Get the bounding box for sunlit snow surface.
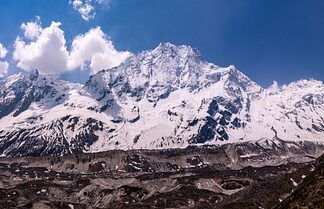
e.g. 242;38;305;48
0;43;323;155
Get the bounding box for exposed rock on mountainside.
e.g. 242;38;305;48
0;42;323;156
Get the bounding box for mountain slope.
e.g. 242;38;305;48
275;153;324;209
0;43;323;156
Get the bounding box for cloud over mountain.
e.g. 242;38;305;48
13;21;69;74
69;0;109;21
0;42;9;77
13;18;130;75
0;43;8;59
20;16;42;40
68;27;131;74
0;61;9;77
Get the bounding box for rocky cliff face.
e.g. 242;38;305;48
0;43;323;156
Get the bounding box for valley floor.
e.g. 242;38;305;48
0;146;323;209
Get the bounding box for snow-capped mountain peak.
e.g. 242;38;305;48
152;42;200;58
0;43;323;156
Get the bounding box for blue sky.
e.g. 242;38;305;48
0;0;323;87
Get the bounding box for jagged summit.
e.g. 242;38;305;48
83;43;262;105
29;69;39;80
285;78;323;90
152;42;201;58
0;43;323;156
0;70;80;119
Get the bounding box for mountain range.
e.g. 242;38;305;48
0;42;323;157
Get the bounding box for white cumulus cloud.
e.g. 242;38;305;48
0;43;8;59
13;18;131;75
0;42;9;77
0;61;9;77
70;0;109;21
68;27;131;74
13;21;69;74
20;16;42;40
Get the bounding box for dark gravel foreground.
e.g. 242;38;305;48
0;146;322;209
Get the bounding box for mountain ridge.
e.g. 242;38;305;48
0;42;323;157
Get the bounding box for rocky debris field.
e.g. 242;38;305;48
275;153;324;209
0;145;322;209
